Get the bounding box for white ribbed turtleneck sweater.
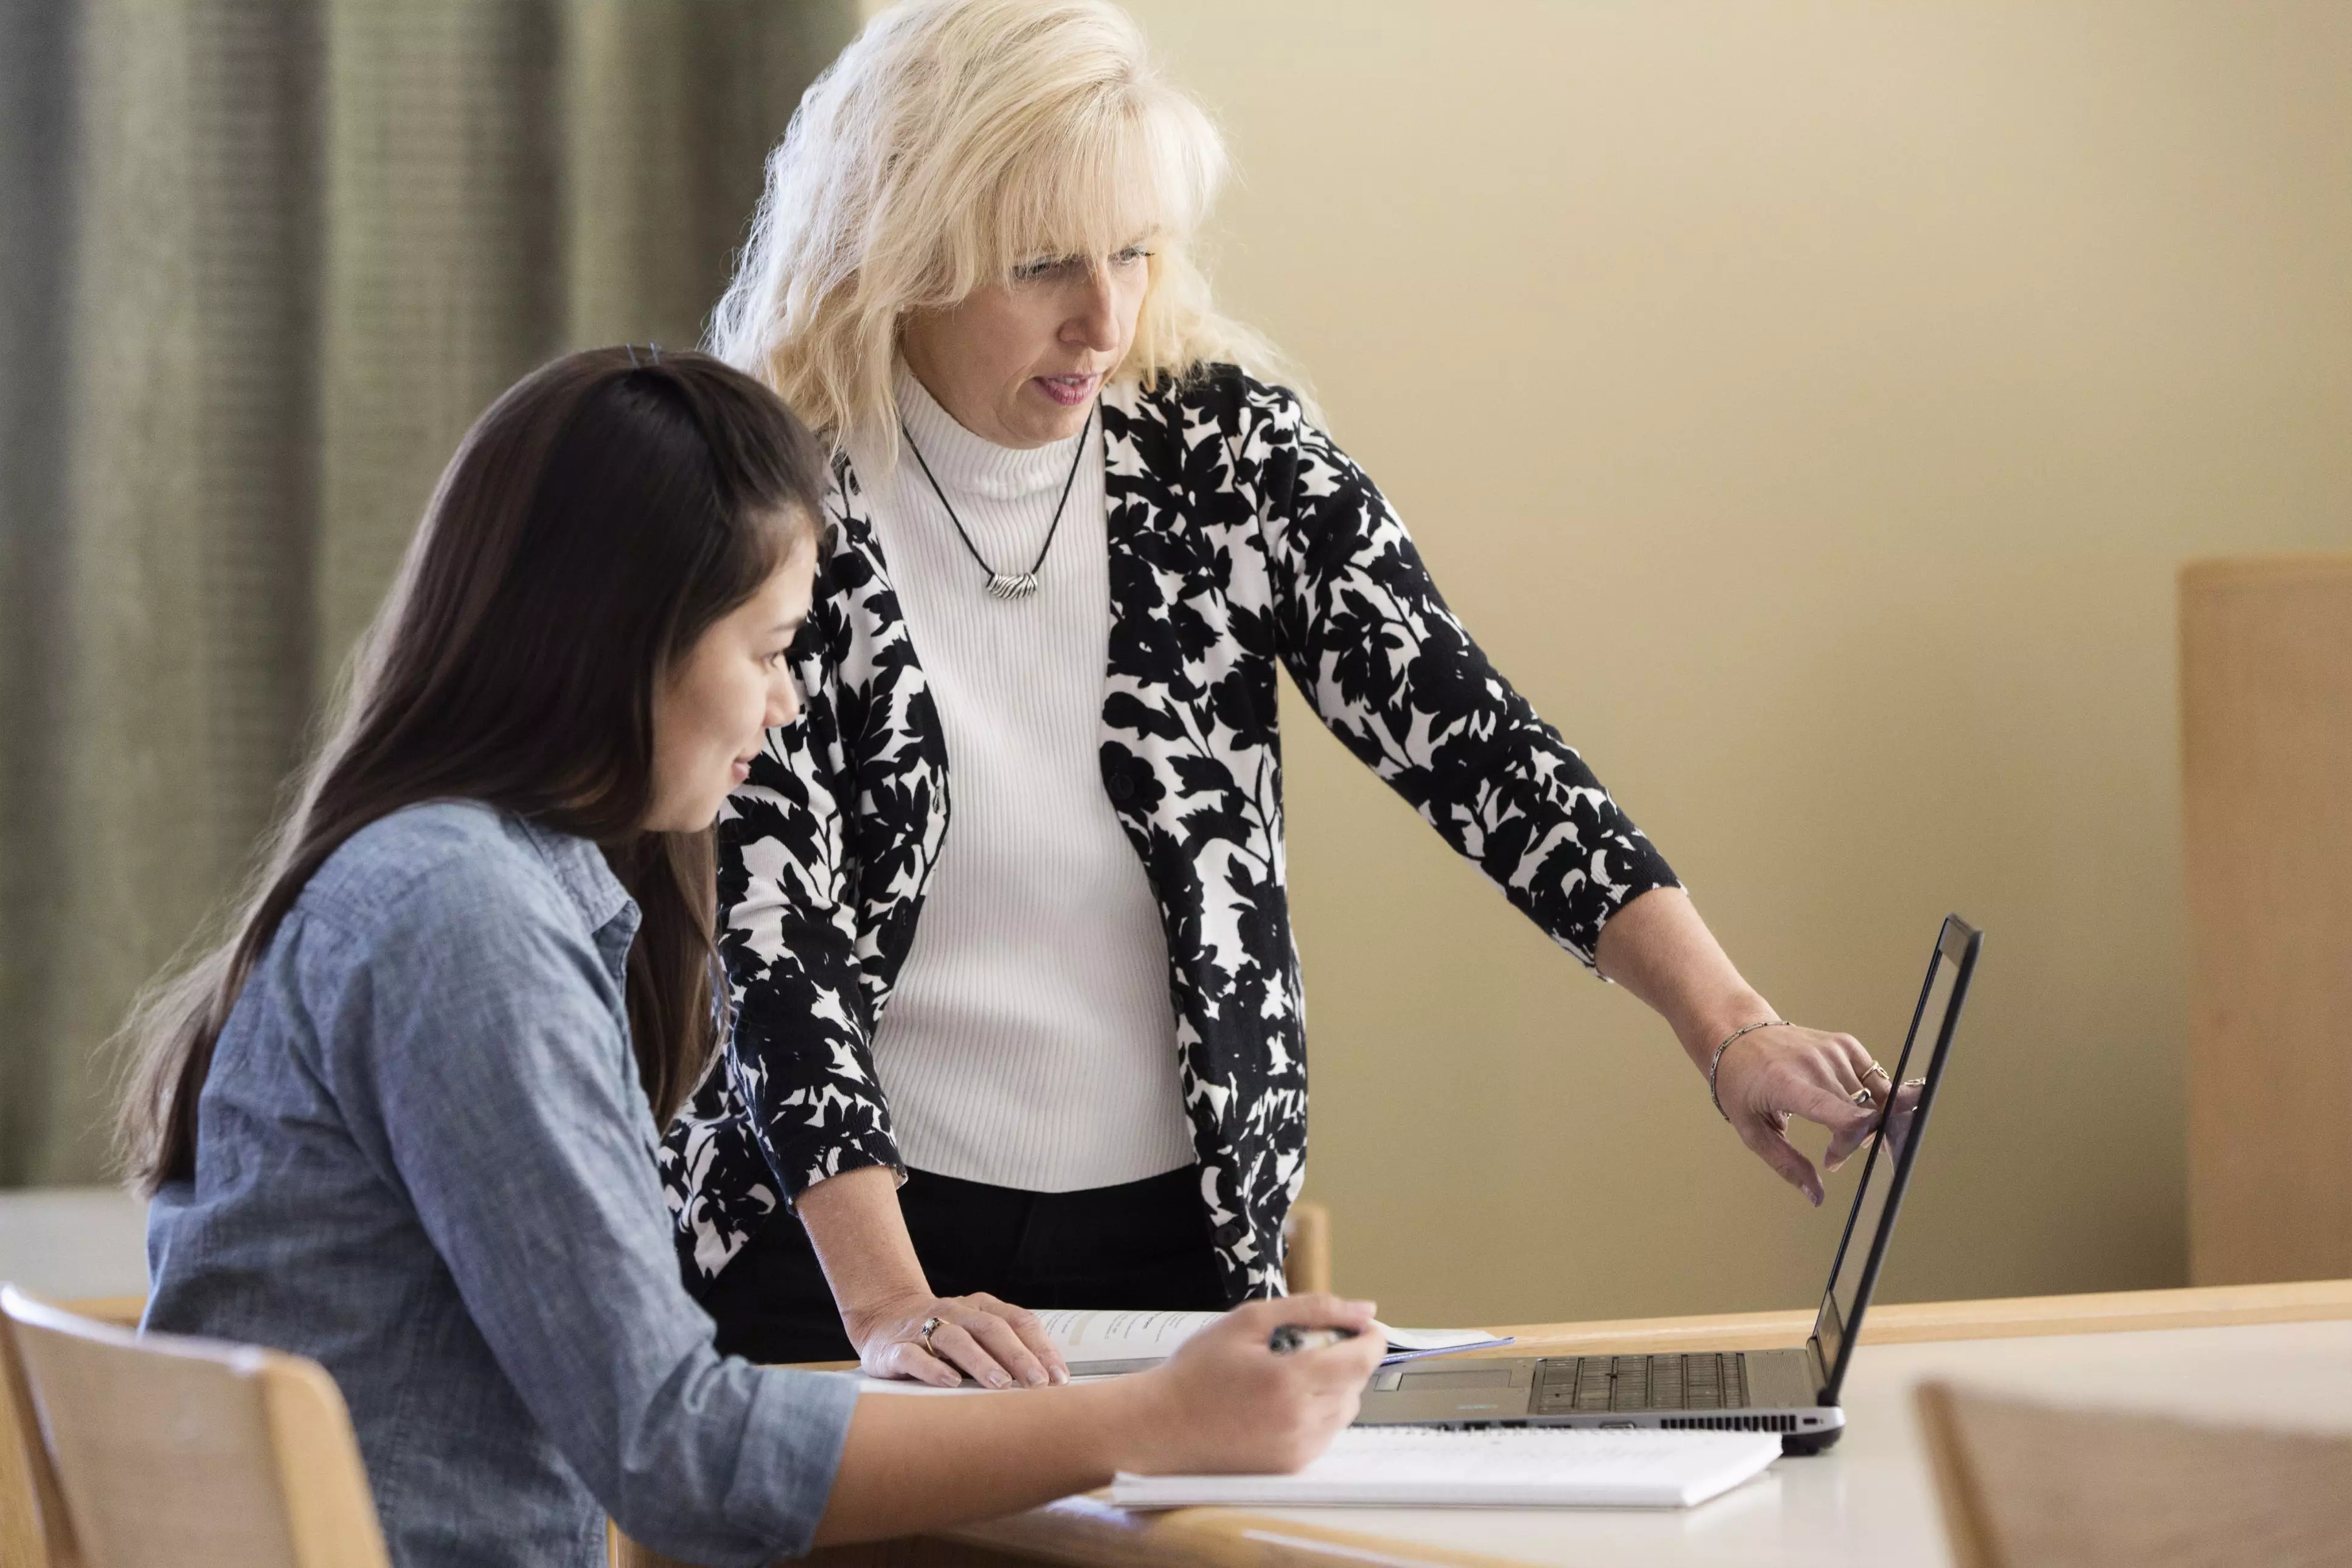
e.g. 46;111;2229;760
850;369;1195;1192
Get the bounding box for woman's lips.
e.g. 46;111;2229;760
1033;371;1101;407
731;760;752;783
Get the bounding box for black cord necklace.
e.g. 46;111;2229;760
898;403;1094;602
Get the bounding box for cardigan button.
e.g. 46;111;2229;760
1108;774;1134;801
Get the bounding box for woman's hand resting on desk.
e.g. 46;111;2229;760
793;1165;1072;1387
849;1288;1068;1388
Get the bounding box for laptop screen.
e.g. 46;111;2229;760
1808;914;1981;1400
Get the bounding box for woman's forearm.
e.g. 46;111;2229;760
813;1379;1147;1544
792;1164;931;1333
1591;886;1777;1072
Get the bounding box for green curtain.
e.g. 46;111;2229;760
0;0;860;1187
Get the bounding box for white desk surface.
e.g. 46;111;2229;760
1215;1317;2352;1568
908;1288;2352;1568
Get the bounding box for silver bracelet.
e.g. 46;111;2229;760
1708;1019;1791;1120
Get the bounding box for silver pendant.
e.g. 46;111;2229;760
987;571;1040;601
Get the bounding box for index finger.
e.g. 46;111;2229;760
1300;1326;1389;1388
952;1307;1051;1389
980;1298;1069;1384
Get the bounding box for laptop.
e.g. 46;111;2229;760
1354;914;1983;1455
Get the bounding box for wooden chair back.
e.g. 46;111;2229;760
4;1297;147;1568
1;1310;50;1567
1283;1200;1333;1296
0;1285;390;1568
1916;1379;2352;1568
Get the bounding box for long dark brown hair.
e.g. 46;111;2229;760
119;347;826;1194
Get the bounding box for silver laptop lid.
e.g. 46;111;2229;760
1808;914;1982;1402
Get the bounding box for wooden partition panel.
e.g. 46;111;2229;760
2180;556;2352;1285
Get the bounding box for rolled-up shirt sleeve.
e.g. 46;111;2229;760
331;869;858;1564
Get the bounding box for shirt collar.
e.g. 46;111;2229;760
512;815;640;970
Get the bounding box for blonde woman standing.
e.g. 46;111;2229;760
663;0;1892;1384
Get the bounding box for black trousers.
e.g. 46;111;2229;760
699;1164;1229;1365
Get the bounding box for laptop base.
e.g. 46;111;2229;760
1355;1347;1847;1456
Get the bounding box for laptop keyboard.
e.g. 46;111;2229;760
1533;1354;1749;1414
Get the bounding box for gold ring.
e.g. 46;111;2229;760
918;1315;945;1356
1848;1086;1876;1108
1865;1061;1891;1082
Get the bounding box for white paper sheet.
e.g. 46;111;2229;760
1033;1308;1512;1373
1111;1426;1783;1510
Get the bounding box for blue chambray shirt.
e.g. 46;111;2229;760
145;801;857;1568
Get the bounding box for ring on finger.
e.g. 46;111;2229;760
1848;1086;1876;1108
1865;1061;1890;1083
918;1315;945;1356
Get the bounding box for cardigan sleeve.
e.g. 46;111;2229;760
1251;382;1679;966
706;532;906;1213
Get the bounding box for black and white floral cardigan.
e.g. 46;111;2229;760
658;364;1679;1302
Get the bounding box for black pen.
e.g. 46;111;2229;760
1268;1324;1361;1355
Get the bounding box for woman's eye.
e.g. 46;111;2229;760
1112;245;1152;266
1013;255;1067;282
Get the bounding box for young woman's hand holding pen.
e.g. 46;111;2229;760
818;1294;1382;1543
1129;1294;1385;1474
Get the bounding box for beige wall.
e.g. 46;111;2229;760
1122;1;2352;1325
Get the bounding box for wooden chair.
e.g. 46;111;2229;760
1;1310;45;1567
0;1284;390;1568
1915;1379;2352;1568
1283;1199;1332;1296
2;1296;152;1567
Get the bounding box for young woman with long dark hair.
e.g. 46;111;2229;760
117;347;1382;1568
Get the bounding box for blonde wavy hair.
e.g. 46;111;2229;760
707;0;1295;447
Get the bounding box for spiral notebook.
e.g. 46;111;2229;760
1110;1426;1781;1510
